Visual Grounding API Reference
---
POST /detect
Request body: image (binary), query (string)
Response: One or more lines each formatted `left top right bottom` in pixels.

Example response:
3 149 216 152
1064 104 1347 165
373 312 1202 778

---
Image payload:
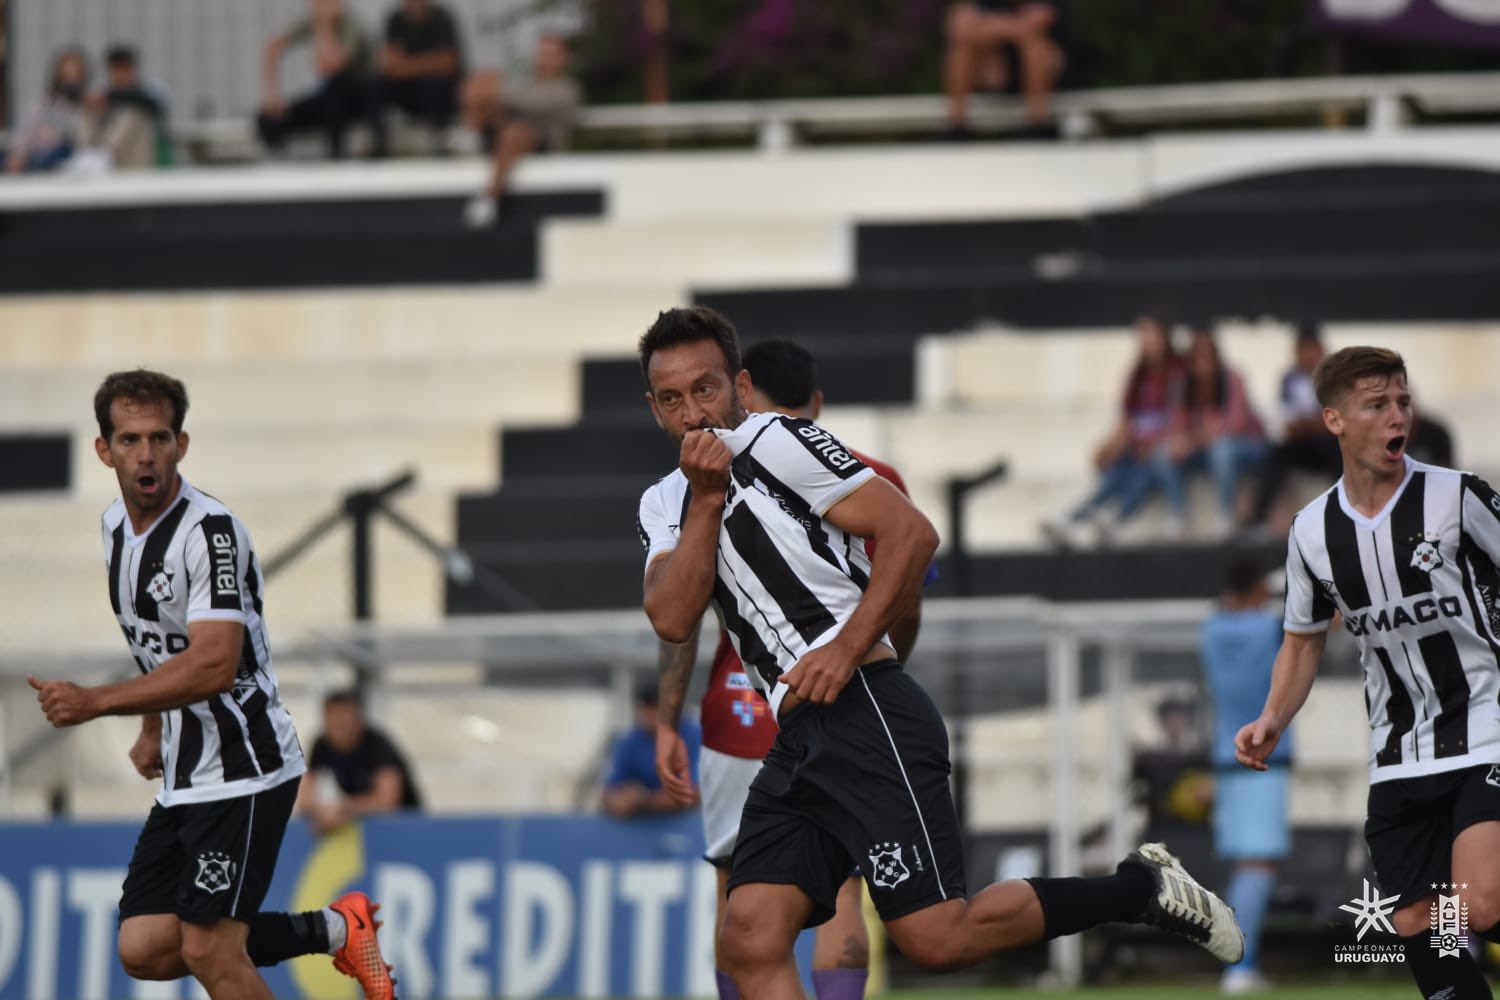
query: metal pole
351 493 372 622
1104 643 1134 866
1047 628 1083 987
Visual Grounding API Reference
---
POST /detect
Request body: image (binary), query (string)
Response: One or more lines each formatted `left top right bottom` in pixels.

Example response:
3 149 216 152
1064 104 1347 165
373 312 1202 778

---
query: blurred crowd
2 0 1068 214
1044 316 1454 549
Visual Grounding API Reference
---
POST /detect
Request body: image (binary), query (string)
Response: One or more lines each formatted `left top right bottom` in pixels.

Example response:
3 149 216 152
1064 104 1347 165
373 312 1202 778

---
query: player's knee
718 908 789 972
117 923 178 981
178 926 242 981
1464 891 1500 935
117 939 171 981
1391 899 1431 938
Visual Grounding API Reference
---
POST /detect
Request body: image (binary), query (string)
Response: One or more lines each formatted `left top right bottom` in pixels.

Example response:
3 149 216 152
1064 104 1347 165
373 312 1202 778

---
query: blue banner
0 813 814 999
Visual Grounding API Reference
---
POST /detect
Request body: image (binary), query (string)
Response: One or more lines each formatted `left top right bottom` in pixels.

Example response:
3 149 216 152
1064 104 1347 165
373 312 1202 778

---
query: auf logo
1340 879 1401 941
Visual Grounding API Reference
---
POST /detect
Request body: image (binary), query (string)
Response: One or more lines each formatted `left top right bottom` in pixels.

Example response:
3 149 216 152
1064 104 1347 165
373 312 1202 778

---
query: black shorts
119 777 299 926
1366 763 1500 907
728 661 967 927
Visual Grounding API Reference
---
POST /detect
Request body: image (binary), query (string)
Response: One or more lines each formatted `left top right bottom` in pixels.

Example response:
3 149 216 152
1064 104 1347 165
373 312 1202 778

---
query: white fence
0 596 1370 986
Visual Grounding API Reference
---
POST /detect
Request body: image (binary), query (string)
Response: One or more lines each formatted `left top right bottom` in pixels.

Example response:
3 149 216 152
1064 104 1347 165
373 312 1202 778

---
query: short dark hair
743 339 818 410
106 45 138 68
324 689 363 709
94 369 189 439
637 307 742 391
1313 346 1407 408
1224 556 1266 598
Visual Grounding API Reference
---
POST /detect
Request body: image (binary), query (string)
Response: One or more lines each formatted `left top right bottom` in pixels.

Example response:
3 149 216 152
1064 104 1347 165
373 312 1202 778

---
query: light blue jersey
1201 608 1290 769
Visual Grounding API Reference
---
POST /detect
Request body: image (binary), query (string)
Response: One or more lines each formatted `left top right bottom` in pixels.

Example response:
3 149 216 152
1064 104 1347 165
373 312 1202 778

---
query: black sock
1478 920 1500 946
1025 863 1154 940
1401 931 1494 1000
246 911 330 967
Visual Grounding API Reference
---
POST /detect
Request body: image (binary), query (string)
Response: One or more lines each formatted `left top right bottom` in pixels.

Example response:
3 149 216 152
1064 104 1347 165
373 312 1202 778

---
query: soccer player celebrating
28 370 396 1000
635 308 1242 998
653 339 927 1000
1238 347 1500 1000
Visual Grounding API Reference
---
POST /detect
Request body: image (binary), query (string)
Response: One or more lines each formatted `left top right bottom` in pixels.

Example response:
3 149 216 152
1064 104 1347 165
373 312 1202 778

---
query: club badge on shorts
869 842 910 890
194 852 238 895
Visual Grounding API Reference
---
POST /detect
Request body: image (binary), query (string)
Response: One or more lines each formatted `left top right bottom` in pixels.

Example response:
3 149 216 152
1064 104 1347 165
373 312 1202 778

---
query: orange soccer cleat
329 891 398 1000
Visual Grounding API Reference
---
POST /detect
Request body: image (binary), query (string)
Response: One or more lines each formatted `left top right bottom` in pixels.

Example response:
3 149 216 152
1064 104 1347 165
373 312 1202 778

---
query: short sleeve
1283 523 1333 634
1463 475 1500 566
744 418 877 517
637 484 677 572
185 514 247 625
362 730 403 770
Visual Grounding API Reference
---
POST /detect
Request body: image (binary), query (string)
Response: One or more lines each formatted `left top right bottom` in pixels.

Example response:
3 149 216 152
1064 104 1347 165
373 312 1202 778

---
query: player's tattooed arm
656 623 701 730
655 623 702 806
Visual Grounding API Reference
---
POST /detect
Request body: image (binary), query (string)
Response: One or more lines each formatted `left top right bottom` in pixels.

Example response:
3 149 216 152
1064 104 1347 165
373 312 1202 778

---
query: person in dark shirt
298 689 421 834
82 45 166 170
375 0 463 152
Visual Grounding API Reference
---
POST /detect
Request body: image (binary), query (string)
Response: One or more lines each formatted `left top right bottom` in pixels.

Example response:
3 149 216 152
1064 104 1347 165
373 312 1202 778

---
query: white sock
324 907 348 953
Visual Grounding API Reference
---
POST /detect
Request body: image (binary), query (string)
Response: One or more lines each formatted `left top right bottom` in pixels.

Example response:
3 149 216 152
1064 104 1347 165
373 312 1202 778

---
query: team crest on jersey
1411 532 1444 574
869 842 910 890
146 570 175 603
193 852 237 894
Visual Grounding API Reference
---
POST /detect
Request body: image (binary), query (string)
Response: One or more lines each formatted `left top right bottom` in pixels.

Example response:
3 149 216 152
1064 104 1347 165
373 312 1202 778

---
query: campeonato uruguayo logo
1333 879 1473 964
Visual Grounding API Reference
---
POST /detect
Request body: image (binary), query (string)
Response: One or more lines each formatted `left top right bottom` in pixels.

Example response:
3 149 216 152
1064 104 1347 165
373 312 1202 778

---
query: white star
1433 883 1440 890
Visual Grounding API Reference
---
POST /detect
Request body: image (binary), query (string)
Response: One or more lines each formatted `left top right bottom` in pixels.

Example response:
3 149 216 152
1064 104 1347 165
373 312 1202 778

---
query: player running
1238 347 1500 1000
28 370 397 1000
635 307 1242 998
654 339 928 1000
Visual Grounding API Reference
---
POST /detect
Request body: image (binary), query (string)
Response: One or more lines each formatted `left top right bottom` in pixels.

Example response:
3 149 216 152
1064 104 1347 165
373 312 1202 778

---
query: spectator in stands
642 0 670 104
1242 325 1341 538
1202 557 1288 995
1042 314 1182 547
602 684 701 818
257 0 376 160
6 46 90 173
461 33 581 228
298 689 422 834
80 46 167 171
1156 328 1266 539
943 1 1063 138
374 0 463 155
1132 695 1212 844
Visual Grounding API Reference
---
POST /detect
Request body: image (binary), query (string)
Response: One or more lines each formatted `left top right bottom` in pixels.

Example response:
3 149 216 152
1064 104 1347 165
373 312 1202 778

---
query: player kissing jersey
698 449 920 760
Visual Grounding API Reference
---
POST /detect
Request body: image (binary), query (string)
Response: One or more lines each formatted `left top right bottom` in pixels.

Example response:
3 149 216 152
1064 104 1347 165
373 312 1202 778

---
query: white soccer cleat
1126 842 1245 964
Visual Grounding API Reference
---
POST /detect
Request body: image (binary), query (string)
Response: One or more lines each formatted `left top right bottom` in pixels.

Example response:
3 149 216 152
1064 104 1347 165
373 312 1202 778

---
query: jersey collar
122 476 193 545
1335 455 1416 530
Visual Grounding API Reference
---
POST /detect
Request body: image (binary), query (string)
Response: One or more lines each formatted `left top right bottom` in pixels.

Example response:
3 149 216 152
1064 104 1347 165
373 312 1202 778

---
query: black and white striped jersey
1285 457 1500 783
102 479 304 806
637 412 883 718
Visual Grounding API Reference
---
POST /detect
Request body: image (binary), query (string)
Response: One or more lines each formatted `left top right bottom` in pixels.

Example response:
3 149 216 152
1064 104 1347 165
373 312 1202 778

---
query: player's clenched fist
28 676 100 728
680 429 731 497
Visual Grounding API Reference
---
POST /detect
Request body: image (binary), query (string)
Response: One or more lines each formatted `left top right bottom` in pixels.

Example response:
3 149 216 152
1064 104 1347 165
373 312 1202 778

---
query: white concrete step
0 286 684 366
543 219 851 289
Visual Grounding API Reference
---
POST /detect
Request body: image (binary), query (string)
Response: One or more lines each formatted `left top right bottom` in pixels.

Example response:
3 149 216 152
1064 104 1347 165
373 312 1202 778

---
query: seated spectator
1156 328 1266 539
258 0 376 160
1043 314 1182 547
602 684 701 819
943 1 1063 138
298 690 421 834
7 46 90 173
461 33 581 228
1242 325 1341 536
80 45 167 170
375 0 463 154
1132 696 1213 845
